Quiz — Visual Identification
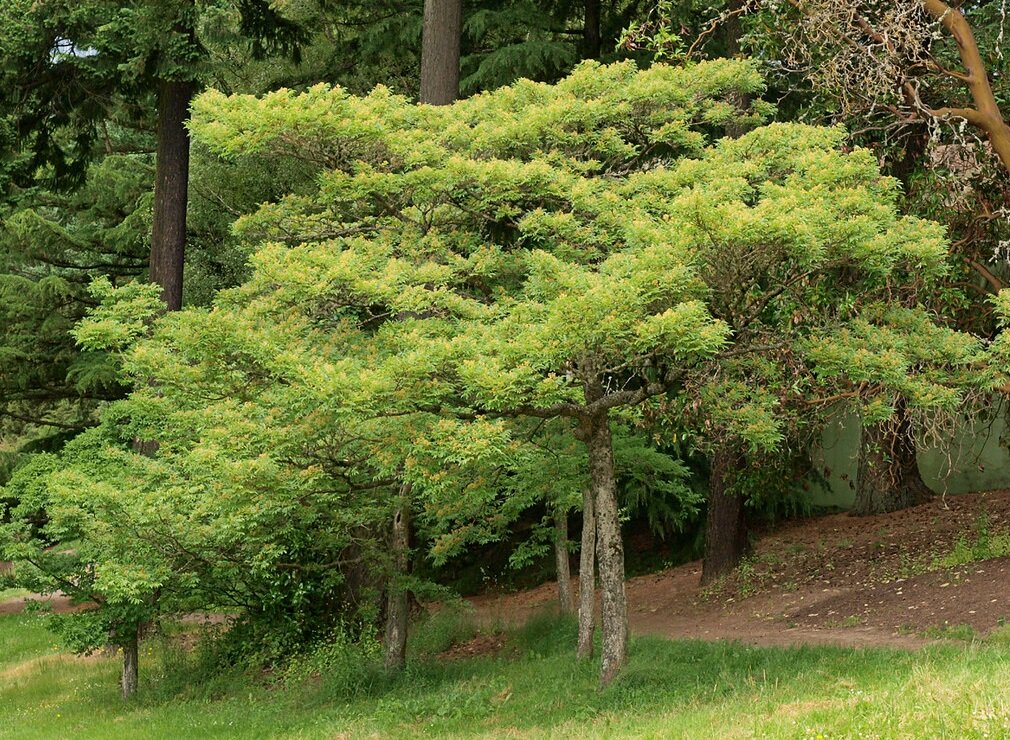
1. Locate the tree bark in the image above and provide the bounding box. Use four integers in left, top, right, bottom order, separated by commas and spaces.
420, 0, 462, 105
383, 486, 412, 671
583, 0, 602, 59
577, 487, 596, 659
700, 444, 749, 586
581, 410, 626, 687
149, 79, 196, 312
853, 398, 933, 516
121, 628, 139, 699
554, 505, 575, 614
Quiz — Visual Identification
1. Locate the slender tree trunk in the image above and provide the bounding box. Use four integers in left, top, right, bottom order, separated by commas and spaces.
853, 398, 933, 516
577, 487, 596, 659
700, 444, 749, 586
420, 0, 462, 105
583, 0, 602, 59
149, 79, 195, 312
384, 486, 412, 670
554, 505, 575, 614
121, 628, 139, 699
581, 410, 626, 687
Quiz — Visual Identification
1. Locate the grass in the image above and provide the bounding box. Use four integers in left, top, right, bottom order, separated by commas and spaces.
8, 611, 1010, 738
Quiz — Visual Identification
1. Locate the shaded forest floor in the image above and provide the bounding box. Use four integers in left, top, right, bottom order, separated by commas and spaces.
468, 489, 1010, 650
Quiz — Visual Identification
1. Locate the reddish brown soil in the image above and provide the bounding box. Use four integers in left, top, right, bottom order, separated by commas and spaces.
468, 490, 1010, 649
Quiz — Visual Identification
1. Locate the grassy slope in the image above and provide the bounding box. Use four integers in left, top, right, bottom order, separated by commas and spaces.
4, 612, 1010, 739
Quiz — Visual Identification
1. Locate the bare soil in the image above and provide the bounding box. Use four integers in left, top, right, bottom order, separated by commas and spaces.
0, 592, 82, 616
468, 490, 1010, 649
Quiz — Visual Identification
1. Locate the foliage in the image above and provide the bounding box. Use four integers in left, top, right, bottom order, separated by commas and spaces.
3, 47, 1000, 690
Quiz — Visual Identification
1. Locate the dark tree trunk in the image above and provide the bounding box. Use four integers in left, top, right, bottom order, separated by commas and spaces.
384, 487, 412, 670
853, 398, 933, 516
700, 444, 749, 586
554, 505, 575, 614
577, 487, 596, 659
420, 0, 462, 105
722, 0, 750, 139
583, 0, 602, 59
581, 409, 626, 687
121, 628, 139, 699
149, 79, 195, 312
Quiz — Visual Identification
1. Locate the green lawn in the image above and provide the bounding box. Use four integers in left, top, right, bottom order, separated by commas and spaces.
4, 611, 1010, 738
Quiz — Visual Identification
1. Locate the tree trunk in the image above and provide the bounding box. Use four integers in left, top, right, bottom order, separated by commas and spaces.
583, 0, 602, 59
722, 0, 751, 139
581, 410, 626, 687
577, 487, 596, 659
121, 628, 139, 699
853, 399, 933, 516
700, 444, 749, 586
384, 486, 412, 671
149, 79, 195, 312
554, 505, 575, 614
420, 0, 462, 105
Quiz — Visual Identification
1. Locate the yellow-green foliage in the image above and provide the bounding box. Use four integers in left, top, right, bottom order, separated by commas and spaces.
3, 59, 987, 662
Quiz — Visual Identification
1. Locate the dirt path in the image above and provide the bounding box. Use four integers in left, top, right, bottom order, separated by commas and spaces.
468, 490, 1010, 650
0, 592, 80, 616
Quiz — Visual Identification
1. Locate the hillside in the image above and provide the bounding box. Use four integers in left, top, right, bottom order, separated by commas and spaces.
468, 490, 1010, 649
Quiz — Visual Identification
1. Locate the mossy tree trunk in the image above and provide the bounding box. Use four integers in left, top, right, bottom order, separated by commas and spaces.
554, 505, 575, 614
384, 486, 412, 670
121, 627, 139, 699
581, 409, 627, 687
577, 487, 596, 659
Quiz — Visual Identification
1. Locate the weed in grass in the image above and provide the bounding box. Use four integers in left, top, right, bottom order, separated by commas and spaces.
922, 624, 977, 641
281, 625, 385, 698
409, 606, 479, 657
934, 511, 1010, 569
513, 610, 578, 657
825, 615, 864, 628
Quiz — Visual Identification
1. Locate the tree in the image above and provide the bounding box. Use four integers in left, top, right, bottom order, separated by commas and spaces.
188, 56, 765, 685
762, 0, 1010, 171
185, 55, 980, 676
0, 0, 307, 313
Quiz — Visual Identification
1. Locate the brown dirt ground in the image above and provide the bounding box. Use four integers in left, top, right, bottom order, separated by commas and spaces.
0, 592, 82, 616
467, 490, 1010, 650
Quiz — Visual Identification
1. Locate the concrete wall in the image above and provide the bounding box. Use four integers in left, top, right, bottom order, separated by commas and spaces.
809, 411, 1010, 508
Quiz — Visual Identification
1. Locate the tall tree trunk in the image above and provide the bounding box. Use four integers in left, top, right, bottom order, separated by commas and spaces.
581, 410, 626, 687
700, 444, 749, 586
577, 487, 596, 659
853, 398, 933, 516
121, 627, 139, 699
722, 0, 751, 139
583, 0, 602, 59
384, 486, 412, 671
149, 79, 195, 312
420, 0, 462, 105
554, 505, 575, 614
